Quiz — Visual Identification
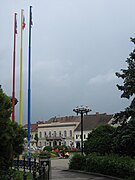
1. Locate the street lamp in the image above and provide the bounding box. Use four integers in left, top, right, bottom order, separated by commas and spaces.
73, 105, 91, 155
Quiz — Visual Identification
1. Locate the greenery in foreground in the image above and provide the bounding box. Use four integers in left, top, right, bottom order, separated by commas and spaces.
0, 85, 27, 175
69, 153, 135, 179
0, 170, 32, 180
70, 37, 135, 179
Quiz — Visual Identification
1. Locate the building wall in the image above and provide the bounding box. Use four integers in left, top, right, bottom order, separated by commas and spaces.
74, 130, 92, 148
38, 122, 79, 147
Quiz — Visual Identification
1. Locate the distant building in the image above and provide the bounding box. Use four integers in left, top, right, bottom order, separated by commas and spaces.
23, 123, 38, 147
23, 113, 113, 149
38, 116, 80, 147
38, 113, 113, 148
74, 113, 113, 148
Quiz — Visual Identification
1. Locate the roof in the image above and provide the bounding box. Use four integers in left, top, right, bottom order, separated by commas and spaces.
46, 116, 81, 124
23, 123, 38, 132
23, 113, 113, 132
74, 114, 113, 131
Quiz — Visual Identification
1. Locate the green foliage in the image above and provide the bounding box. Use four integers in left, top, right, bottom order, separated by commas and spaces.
54, 145, 68, 150
0, 86, 26, 171
0, 119, 27, 170
84, 124, 116, 155
69, 153, 86, 170
115, 37, 135, 124
12, 122, 27, 156
85, 153, 135, 179
43, 146, 52, 152
69, 153, 135, 179
113, 118, 135, 157
0, 85, 12, 120
0, 169, 32, 180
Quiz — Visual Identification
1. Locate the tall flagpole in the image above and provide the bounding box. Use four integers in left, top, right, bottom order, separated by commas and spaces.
19, 9, 25, 125
12, 13, 17, 122
19, 10, 23, 125
28, 6, 32, 160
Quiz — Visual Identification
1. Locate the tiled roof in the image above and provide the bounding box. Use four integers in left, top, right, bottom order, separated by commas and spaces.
74, 114, 113, 131
23, 123, 38, 132
23, 113, 113, 132
47, 116, 81, 123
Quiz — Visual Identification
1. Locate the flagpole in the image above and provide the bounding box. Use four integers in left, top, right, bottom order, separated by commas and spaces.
28, 6, 32, 160
19, 9, 23, 125
12, 13, 17, 122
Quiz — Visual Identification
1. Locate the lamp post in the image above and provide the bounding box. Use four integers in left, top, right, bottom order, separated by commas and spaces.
73, 105, 91, 155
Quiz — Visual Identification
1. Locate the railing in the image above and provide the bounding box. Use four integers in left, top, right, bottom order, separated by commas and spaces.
11, 157, 51, 180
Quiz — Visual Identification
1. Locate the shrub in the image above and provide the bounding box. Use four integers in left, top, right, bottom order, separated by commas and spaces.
86, 153, 135, 179
84, 124, 115, 155
43, 146, 52, 152
69, 153, 86, 170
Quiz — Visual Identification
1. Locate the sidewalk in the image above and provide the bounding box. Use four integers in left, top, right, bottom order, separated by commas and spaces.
51, 158, 121, 180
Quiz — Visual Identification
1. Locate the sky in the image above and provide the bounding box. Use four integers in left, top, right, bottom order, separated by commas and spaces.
1, 0, 135, 124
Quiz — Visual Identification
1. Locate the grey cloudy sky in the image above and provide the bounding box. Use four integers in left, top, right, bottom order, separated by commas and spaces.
1, 0, 135, 124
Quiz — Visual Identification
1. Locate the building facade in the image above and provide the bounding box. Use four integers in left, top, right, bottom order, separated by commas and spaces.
38, 116, 80, 147
23, 113, 113, 149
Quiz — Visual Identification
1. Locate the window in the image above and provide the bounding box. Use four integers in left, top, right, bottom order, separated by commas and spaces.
64, 130, 67, 137
59, 141, 61, 146
49, 131, 51, 137
69, 130, 72, 137
39, 132, 42, 138
64, 141, 66, 145
44, 131, 46, 137
84, 134, 86, 139
54, 131, 56, 137
76, 135, 78, 139
39, 142, 41, 146
59, 131, 61, 137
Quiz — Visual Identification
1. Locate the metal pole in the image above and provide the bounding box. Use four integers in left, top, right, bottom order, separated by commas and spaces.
81, 112, 83, 155
28, 6, 32, 161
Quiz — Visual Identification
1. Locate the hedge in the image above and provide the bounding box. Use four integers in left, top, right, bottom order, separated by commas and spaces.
69, 153, 86, 170
69, 153, 135, 179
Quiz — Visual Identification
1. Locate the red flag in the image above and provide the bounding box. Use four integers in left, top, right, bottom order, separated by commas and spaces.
22, 15, 26, 30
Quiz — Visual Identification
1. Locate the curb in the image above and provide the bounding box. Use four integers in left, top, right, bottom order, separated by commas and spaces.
63, 169, 123, 180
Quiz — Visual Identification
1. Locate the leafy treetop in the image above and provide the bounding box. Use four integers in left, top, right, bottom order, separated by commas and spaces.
114, 38, 135, 124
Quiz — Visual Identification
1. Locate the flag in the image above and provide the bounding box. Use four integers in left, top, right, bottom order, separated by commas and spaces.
15, 13, 17, 34
30, 6, 33, 26
22, 15, 26, 30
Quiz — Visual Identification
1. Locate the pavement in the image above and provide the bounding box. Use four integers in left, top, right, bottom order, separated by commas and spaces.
51, 158, 121, 180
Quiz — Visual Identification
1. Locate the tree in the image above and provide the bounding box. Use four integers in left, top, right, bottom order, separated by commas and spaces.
113, 118, 135, 157
0, 85, 12, 120
84, 124, 116, 155
0, 85, 26, 171
112, 38, 135, 157
114, 38, 135, 124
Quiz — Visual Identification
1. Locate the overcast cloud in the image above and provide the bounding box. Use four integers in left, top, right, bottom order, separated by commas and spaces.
0, 0, 135, 124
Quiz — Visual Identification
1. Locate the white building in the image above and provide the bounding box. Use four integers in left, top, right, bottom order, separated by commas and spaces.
74, 113, 113, 148
37, 113, 113, 148
38, 116, 80, 147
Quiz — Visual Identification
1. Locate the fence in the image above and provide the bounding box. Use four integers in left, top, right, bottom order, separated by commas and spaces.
11, 157, 51, 180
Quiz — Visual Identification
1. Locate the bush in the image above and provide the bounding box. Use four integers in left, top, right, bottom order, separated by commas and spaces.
86, 153, 135, 179
43, 146, 52, 152
84, 124, 115, 155
69, 153, 86, 170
